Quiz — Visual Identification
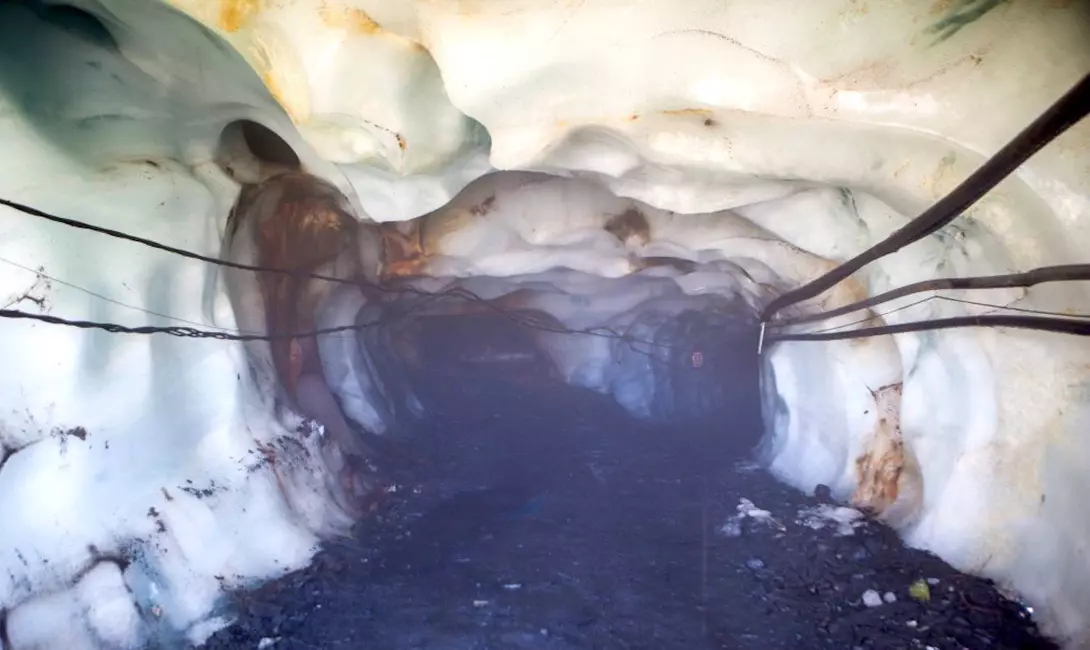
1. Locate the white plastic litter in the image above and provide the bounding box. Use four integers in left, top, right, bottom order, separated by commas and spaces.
796, 505, 866, 537
862, 590, 883, 608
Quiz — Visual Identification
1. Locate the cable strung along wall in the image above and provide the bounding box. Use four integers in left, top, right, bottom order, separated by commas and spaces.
1, 73, 1088, 349
762, 71, 1090, 346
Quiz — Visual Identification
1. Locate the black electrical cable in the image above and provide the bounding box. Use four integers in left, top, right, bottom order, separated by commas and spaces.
766, 294, 1090, 346
767, 313, 1090, 342
797, 295, 937, 335
5, 192, 1083, 349
0, 195, 680, 351
11, 154, 1083, 351
0, 307, 382, 341
0, 196, 363, 288
0, 303, 691, 371
0, 255, 262, 333
0, 290, 673, 352
0, 194, 535, 318
760, 70, 1090, 323
0, 255, 686, 354
937, 295, 1090, 319
773, 263, 1090, 327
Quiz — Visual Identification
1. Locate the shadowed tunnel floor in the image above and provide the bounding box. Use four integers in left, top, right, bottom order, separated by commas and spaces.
201, 380, 1055, 650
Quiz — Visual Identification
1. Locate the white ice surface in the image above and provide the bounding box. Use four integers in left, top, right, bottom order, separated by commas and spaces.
1, 0, 1090, 648
0, 3, 351, 647
315, 285, 391, 436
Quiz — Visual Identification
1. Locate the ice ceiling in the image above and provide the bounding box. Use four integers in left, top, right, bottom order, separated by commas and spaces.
0, 0, 1088, 648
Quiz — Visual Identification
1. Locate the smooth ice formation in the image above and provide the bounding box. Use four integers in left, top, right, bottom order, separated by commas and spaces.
0, 0, 1088, 648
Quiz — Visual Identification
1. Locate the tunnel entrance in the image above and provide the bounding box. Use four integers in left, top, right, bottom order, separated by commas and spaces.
216, 119, 303, 185
399, 310, 563, 387
213, 169, 1055, 650
220, 168, 772, 517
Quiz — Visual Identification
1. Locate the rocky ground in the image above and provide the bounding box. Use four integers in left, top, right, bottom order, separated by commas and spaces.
200, 380, 1055, 650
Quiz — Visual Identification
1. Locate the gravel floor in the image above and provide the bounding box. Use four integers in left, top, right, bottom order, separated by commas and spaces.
200, 380, 1055, 650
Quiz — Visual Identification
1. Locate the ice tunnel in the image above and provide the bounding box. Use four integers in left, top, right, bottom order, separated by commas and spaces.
0, 0, 1088, 648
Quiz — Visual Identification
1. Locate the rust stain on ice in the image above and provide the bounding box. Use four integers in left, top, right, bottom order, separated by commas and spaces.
261, 71, 297, 120
380, 221, 428, 279
219, 0, 261, 32
318, 4, 384, 34
604, 208, 650, 247
661, 108, 714, 118
852, 383, 920, 524
929, 0, 956, 15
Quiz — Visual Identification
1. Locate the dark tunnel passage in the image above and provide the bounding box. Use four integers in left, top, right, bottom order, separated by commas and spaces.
388, 302, 764, 429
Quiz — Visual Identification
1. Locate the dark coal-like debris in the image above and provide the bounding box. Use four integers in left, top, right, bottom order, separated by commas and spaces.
198, 382, 1055, 650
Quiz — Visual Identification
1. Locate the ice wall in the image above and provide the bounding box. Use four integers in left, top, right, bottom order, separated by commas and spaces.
0, 2, 356, 646
0, 0, 1089, 648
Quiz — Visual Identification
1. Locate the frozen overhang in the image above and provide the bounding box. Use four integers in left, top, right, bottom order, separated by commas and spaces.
0, 0, 1089, 648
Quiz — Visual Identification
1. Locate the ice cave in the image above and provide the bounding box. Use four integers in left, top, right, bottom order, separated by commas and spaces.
1, 0, 1089, 648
